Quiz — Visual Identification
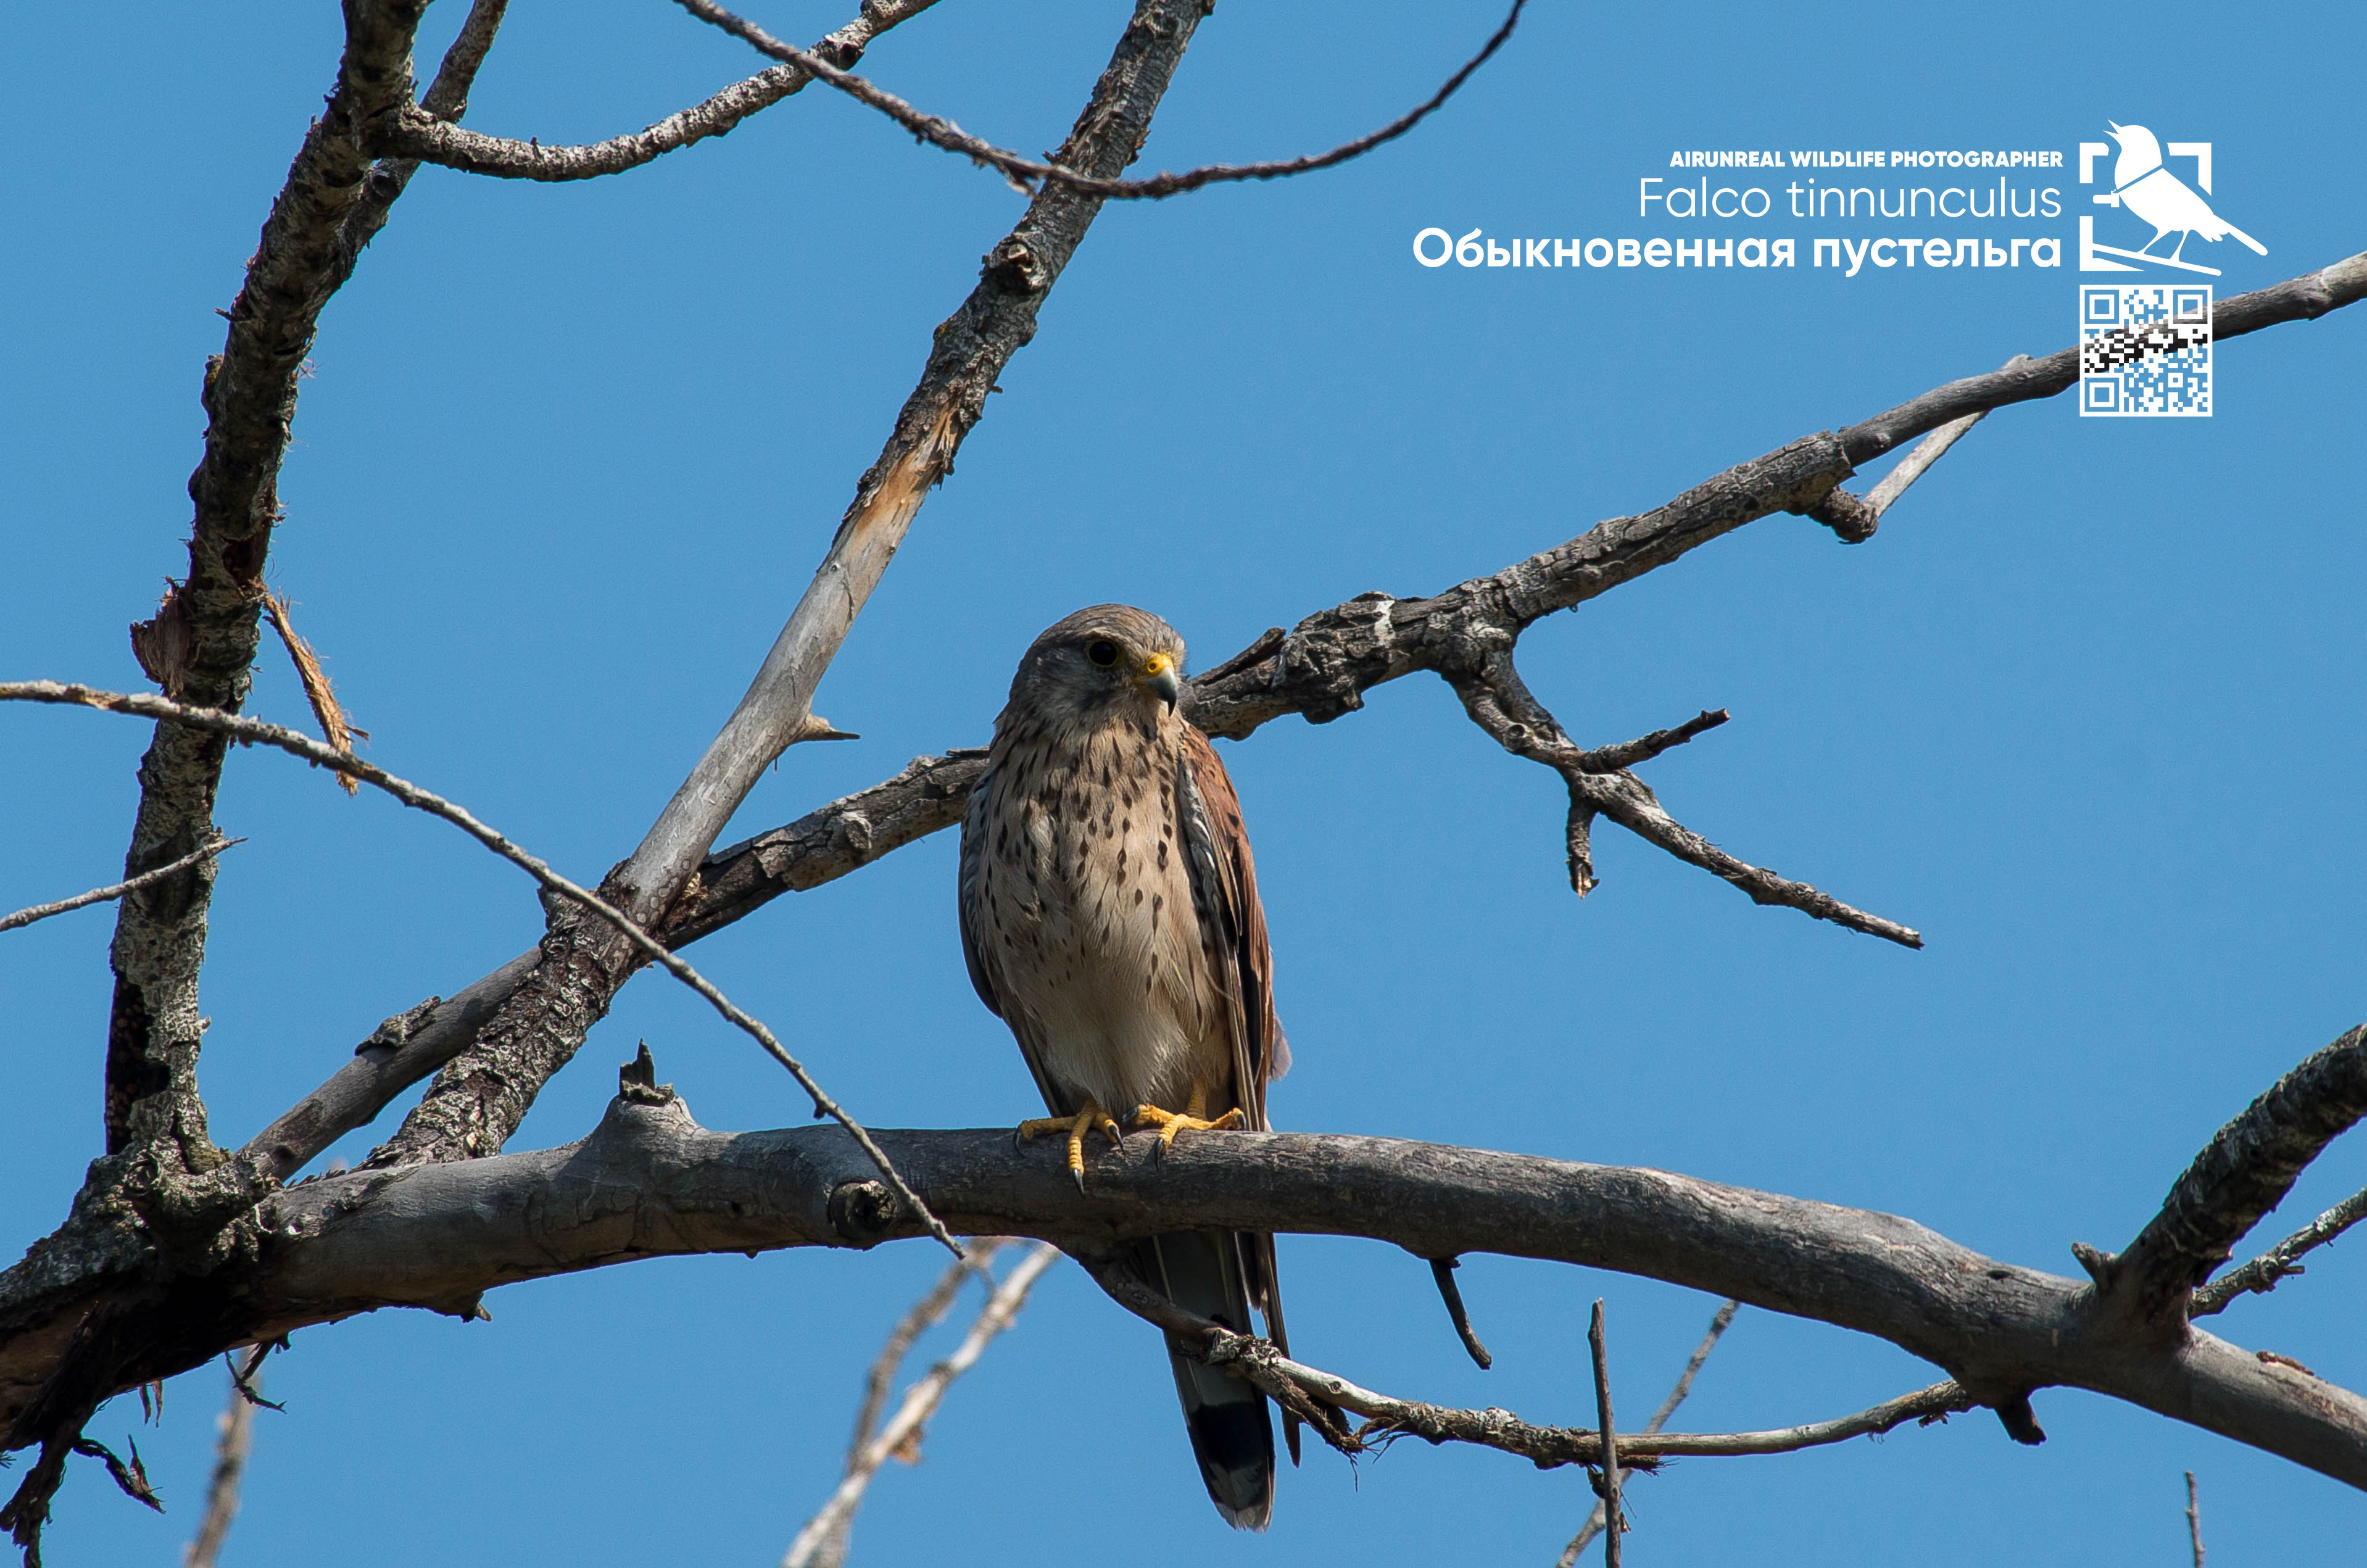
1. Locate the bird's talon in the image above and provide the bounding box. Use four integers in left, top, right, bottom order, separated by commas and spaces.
1018, 1101, 1121, 1188
1130, 1101, 1247, 1150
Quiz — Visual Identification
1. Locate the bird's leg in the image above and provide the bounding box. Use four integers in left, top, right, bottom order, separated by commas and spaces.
1129, 1084, 1246, 1152
2171, 229, 2191, 263
1017, 1100, 1122, 1190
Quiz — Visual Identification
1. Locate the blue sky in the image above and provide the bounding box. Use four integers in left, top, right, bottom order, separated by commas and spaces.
5, 1, 2364, 1562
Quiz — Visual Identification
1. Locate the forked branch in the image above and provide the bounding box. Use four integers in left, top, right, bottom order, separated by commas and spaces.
0, 682, 956, 1258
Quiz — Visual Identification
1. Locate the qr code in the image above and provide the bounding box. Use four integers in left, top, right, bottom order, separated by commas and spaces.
2080, 284, 2212, 417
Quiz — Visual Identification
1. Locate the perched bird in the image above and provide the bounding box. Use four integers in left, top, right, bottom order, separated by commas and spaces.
2099, 122, 2266, 263
958, 604, 1295, 1529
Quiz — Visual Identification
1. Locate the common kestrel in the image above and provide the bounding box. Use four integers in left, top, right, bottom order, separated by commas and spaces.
958, 604, 1294, 1529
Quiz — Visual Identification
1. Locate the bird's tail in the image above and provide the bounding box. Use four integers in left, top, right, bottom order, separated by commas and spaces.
2224, 222, 2267, 255
1134, 1230, 1274, 1529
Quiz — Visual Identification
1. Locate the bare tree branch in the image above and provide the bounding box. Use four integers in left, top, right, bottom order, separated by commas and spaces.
1559, 1300, 1738, 1565
1448, 652, 1921, 942
0, 682, 956, 1258
2193, 1183, 2367, 1317
782, 1243, 1059, 1568
803, 1239, 1008, 1568
1805, 357, 2026, 543
1080, 1250, 1968, 1471
2083, 1025, 2367, 1330
1587, 1299, 1624, 1566
364, 0, 1219, 1178
665, 0, 1527, 201
0, 838, 241, 935
1428, 1257, 1493, 1370
6, 1035, 2345, 1487
182, 1366, 259, 1568
99, 0, 446, 1176
371, 0, 940, 181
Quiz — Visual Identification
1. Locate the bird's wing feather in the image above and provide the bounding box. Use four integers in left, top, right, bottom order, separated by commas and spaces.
1177, 727, 1300, 1454
955, 761, 1005, 1019
1177, 729, 1288, 1126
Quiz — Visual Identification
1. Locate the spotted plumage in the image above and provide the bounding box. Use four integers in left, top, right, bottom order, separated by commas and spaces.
958, 604, 1294, 1529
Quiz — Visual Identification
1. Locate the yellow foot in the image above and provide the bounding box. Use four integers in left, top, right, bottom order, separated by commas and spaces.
1017, 1100, 1122, 1189
1129, 1101, 1246, 1152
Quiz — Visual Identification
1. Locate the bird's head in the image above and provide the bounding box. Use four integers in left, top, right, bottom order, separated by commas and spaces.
1009, 604, 1187, 724
2106, 122, 2162, 172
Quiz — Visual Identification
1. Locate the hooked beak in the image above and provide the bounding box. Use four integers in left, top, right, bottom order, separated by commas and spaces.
1137, 652, 1181, 711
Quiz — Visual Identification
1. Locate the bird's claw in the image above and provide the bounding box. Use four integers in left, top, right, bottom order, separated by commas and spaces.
1129, 1101, 1246, 1158
1017, 1101, 1122, 1188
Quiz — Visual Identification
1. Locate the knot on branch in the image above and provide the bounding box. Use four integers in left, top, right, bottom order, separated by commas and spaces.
360, 995, 442, 1057
827, 1179, 902, 1247
1802, 484, 1879, 544
130, 1150, 279, 1277
981, 238, 1048, 296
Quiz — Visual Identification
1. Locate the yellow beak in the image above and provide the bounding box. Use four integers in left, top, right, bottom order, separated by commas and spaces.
1138, 652, 1181, 710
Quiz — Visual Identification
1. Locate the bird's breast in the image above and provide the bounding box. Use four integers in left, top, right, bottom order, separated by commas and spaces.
979, 724, 1214, 1110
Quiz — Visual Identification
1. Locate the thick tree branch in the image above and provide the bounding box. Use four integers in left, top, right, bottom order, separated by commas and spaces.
370, 0, 939, 181
100, 0, 442, 1177
668, 0, 1525, 201
366, 0, 1216, 1175
2087, 1026, 2367, 1328
44, 1094, 2344, 1489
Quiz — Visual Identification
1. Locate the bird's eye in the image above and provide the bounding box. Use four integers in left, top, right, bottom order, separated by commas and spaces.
1085, 639, 1120, 668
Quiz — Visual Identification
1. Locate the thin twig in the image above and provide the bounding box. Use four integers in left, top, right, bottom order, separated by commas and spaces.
2192, 1184, 2367, 1316
1429, 1257, 1493, 1369
1559, 1301, 1738, 1564
2185, 1470, 2206, 1567
806, 1240, 1009, 1568
183, 1367, 259, 1568
225, 1350, 284, 1412
673, 0, 1526, 200
373, 0, 937, 183
1078, 1255, 1964, 1473
0, 836, 242, 934
1588, 1300, 1622, 1567
0, 680, 960, 1258
782, 1243, 1061, 1568
1576, 710, 1729, 773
